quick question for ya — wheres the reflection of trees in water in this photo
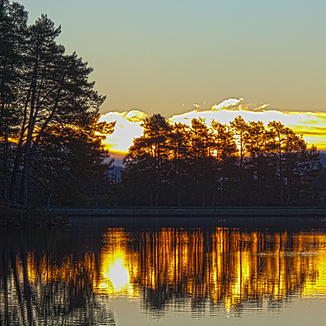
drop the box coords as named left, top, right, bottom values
left=0, top=229, right=115, bottom=326
left=138, top=229, right=322, bottom=314
left=1, top=227, right=325, bottom=322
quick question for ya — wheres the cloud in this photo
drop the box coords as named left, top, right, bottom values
left=100, top=99, right=326, bottom=163
left=168, top=98, right=273, bottom=126
left=211, top=98, right=244, bottom=110
left=99, top=110, right=146, bottom=161
left=170, top=100, right=326, bottom=149
left=124, top=110, right=147, bottom=123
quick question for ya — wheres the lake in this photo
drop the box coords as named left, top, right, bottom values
left=1, top=224, right=326, bottom=325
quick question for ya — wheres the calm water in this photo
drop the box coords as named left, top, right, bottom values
left=1, top=225, right=326, bottom=325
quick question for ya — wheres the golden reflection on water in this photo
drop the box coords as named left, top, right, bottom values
left=300, top=234, right=326, bottom=297
left=94, top=228, right=139, bottom=297
left=4, top=227, right=326, bottom=325
left=22, top=228, right=326, bottom=311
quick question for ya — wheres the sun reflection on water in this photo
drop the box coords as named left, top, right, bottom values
left=6, top=227, right=326, bottom=326
left=95, top=229, right=139, bottom=298
left=21, top=228, right=326, bottom=313
left=97, top=250, right=133, bottom=295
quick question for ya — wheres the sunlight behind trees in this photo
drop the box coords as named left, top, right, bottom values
left=0, top=0, right=117, bottom=206
left=1, top=0, right=324, bottom=208
left=100, top=101, right=326, bottom=157
left=121, top=114, right=321, bottom=206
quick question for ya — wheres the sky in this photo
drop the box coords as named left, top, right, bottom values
left=19, top=0, right=326, bottom=161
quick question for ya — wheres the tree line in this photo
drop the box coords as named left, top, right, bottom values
left=0, top=0, right=116, bottom=206
left=120, top=114, right=322, bottom=206
left=1, top=1, right=323, bottom=207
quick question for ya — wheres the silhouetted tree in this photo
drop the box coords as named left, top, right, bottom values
left=0, top=2, right=111, bottom=206
left=0, top=0, right=28, bottom=199
left=122, top=114, right=170, bottom=206
left=188, top=118, right=213, bottom=206
left=265, top=122, right=321, bottom=205
left=29, top=114, right=115, bottom=206
left=243, top=121, right=273, bottom=205
left=122, top=116, right=322, bottom=206
left=210, top=121, right=237, bottom=206
left=229, top=116, right=249, bottom=204
left=168, top=122, right=192, bottom=206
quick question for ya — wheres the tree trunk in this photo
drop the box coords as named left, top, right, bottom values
left=20, top=144, right=30, bottom=206
left=1, top=122, right=9, bottom=199
left=177, top=164, right=181, bottom=207
left=202, top=164, right=205, bottom=207
left=20, top=57, right=39, bottom=205
left=9, top=74, right=33, bottom=202
left=239, top=136, right=244, bottom=205
left=155, top=149, right=160, bottom=206
left=9, top=145, right=23, bottom=202
left=212, top=167, right=217, bottom=207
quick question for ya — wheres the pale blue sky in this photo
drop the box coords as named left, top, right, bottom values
left=19, top=0, right=326, bottom=117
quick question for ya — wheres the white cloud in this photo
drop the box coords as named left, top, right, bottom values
left=211, top=98, right=244, bottom=110
left=99, top=110, right=146, bottom=155
left=100, top=100, right=326, bottom=158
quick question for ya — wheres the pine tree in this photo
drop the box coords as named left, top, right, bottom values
left=0, top=0, right=27, bottom=198
left=122, top=114, right=170, bottom=206
left=1, top=2, right=110, bottom=205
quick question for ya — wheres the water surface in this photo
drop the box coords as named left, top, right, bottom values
left=1, top=226, right=326, bottom=325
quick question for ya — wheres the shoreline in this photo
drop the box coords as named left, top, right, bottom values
left=50, top=206, right=326, bottom=217
left=47, top=206, right=326, bottom=229
left=3, top=205, right=326, bottom=228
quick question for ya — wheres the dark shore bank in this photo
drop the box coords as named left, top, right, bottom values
left=0, top=200, right=25, bottom=226
left=2, top=204, right=326, bottom=228
left=52, top=206, right=326, bottom=217
left=48, top=206, right=326, bottom=229
left=0, top=201, right=68, bottom=227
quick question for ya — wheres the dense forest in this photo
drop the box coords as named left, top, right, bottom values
left=121, top=114, right=322, bottom=206
left=0, top=0, right=324, bottom=207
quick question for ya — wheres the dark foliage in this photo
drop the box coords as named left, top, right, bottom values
left=0, top=0, right=116, bottom=206
left=121, top=114, right=322, bottom=206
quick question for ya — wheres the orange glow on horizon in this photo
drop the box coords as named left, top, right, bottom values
left=104, top=149, right=127, bottom=162
left=101, top=99, right=326, bottom=157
